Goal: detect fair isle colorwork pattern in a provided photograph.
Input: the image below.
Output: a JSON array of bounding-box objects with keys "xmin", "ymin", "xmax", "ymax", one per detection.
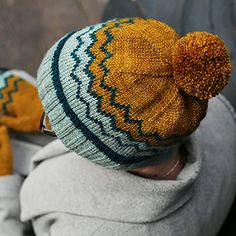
[
  {"xmin": 0, "ymin": 75, "xmax": 23, "ymax": 114},
  {"xmin": 38, "ymin": 18, "xmax": 210, "ymax": 169},
  {"xmin": 0, "ymin": 69, "xmax": 43, "ymax": 175},
  {"xmin": 0, "ymin": 69, "xmax": 43, "ymax": 132}
]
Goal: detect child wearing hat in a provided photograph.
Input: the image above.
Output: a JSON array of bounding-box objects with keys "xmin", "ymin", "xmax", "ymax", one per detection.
[{"xmin": 0, "ymin": 18, "xmax": 236, "ymax": 236}]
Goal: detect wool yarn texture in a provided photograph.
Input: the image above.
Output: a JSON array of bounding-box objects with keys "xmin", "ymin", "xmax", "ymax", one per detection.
[
  {"xmin": 0, "ymin": 69, "xmax": 43, "ymax": 175},
  {"xmin": 38, "ymin": 17, "xmax": 232, "ymax": 170}
]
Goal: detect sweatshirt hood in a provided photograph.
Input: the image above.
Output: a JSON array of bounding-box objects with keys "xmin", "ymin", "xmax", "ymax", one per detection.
[{"xmin": 21, "ymin": 134, "xmax": 202, "ymax": 223}]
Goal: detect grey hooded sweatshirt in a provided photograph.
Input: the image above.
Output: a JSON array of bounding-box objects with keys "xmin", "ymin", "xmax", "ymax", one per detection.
[{"xmin": 1, "ymin": 94, "xmax": 236, "ymax": 236}]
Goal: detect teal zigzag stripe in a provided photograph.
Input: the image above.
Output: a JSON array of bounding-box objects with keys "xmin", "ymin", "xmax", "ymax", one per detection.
[
  {"xmin": 99, "ymin": 20, "xmax": 181, "ymax": 143},
  {"xmin": 1, "ymin": 78, "xmax": 23, "ymax": 113},
  {"xmin": 51, "ymin": 30, "xmax": 164, "ymax": 165},
  {"xmin": 99, "ymin": 21, "xmax": 162, "ymax": 141},
  {"xmin": 82, "ymin": 19, "xmax": 156, "ymax": 147},
  {"xmin": 86, "ymin": 19, "xmax": 161, "ymax": 143},
  {"xmin": 0, "ymin": 74, "xmax": 14, "ymax": 99},
  {"xmin": 70, "ymin": 23, "xmax": 158, "ymax": 154}
]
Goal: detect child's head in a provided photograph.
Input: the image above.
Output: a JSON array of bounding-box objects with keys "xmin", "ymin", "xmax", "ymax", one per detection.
[{"xmin": 37, "ymin": 17, "xmax": 232, "ymax": 170}]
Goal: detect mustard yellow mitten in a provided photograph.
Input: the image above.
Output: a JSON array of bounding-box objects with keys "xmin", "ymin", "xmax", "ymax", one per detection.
[
  {"xmin": 0, "ymin": 69, "xmax": 44, "ymax": 175},
  {"xmin": 0, "ymin": 70, "xmax": 43, "ymax": 131},
  {"xmin": 0, "ymin": 125, "xmax": 12, "ymax": 176}
]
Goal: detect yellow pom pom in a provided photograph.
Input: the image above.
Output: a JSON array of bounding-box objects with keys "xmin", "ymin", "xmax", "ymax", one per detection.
[{"xmin": 172, "ymin": 32, "xmax": 232, "ymax": 100}]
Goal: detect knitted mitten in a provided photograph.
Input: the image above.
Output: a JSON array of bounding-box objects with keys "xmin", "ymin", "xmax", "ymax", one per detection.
[
  {"xmin": 0, "ymin": 126, "xmax": 12, "ymax": 175},
  {"xmin": 0, "ymin": 70, "xmax": 43, "ymax": 131},
  {"xmin": 0, "ymin": 69, "xmax": 43, "ymax": 175}
]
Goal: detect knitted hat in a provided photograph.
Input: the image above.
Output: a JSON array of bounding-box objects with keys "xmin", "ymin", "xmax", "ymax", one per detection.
[
  {"xmin": 37, "ymin": 18, "xmax": 232, "ymax": 170},
  {"xmin": 0, "ymin": 69, "xmax": 43, "ymax": 175}
]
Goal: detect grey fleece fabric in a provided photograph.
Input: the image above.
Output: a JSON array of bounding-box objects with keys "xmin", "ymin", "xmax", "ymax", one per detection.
[
  {"xmin": 9, "ymin": 133, "xmax": 55, "ymax": 176},
  {"xmin": 1, "ymin": 94, "xmax": 236, "ymax": 236}
]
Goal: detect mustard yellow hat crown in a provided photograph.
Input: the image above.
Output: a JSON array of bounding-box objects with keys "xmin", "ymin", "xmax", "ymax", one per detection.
[{"xmin": 38, "ymin": 18, "xmax": 232, "ymax": 169}]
